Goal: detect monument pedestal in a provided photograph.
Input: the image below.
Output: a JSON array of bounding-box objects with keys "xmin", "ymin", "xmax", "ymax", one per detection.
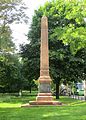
[
  {"xmin": 22, "ymin": 93, "xmax": 62, "ymax": 107},
  {"xmin": 36, "ymin": 93, "xmax": 53, "ymax": 101},
  {"xmin": 26, "ymin": 77, "xmax": 62, "ymax": 106},
  {"xmin": 22, "ymin": 80, "xmax": 62, "ymax": 107},
  {"xmin": 29, "ymin": 93, "xmax": 62, "ymax": 106}
]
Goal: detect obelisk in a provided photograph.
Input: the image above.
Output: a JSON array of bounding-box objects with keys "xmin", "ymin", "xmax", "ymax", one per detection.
[
  {"xmin": 21, "ymin": 16, "xmax": 62, "ymax": 107},
  {"xmin": 28, "ymin": 16, "xmax": 62, "ymax": 106},
  {"xmin": 39, "ymin": 16, "xmax": 51, "ymax": 92},
  {"xmin": 36, "ymin": 16, "xmax": 53, "ymax": 102}
]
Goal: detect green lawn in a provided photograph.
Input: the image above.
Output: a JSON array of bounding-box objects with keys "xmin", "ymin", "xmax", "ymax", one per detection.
[{"xmin": 0, "ymin": 92, "xmax": 86, "ymax": 120}]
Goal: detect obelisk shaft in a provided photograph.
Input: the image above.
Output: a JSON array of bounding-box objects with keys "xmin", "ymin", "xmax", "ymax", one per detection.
[
  {"xmin": 40, "ymin": 16, "xmax": 49, "ymax": 77},
  {"xmin": 38, "ymin": 16, "xmax": 51, "ymax": 93}
]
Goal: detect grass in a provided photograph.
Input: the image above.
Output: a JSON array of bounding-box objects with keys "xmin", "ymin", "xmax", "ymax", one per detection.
[{"xmin": 0, "ymin": 92, "xmax": 86, "ymax": 120}]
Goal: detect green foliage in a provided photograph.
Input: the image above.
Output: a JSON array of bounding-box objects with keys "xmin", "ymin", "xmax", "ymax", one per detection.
[
  {"xmin": 0, "ymin": 0, "xmax": 29, "ymax": 52},
  {"xmin": 37, "ymin": 0, "xmax": 86, "ymax": 54},
  {"xmin": 20, "ymin": 44, "xmax": 39, "ymax": 92},
  {"xmin": 0, "ymin": 0, "xmax": 29, "ymax": 93},
  {"xmin": 20, "ymin": 0, "xmax": 86, "ymax": 98},
  {"xmin": 0, "ymin": 25, "xmax": 15, "ymax": 52},
  {"xmin": 0, "ymin": 0, "xmax": 28, "ymax": 25},
  {"xmin": 0, "ymin": 53, "xmax": 23, "ymax": 93},
  {"xmin": 44, "ymin": 0, "xmax": 86, "ymax": 54}
]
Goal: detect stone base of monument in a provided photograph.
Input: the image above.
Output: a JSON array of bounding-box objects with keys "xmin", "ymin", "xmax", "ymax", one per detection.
[
  {"xmin": 29, "ymin": 101, "xmax": 62, "ymax": 106},
  {"xmin": 21, "ymin": 93, "xmax": 62, "ymax": 107}
]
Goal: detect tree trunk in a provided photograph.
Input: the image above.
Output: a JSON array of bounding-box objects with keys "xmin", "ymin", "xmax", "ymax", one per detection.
[
  {"xmin": 56, "ymin": 81, "xmax": 60, "ymax": 99},
  {"xmin": 66, "ymin": 83, "xmax": 69, "ymax": 96},
  {"xmin": 84, "ymin": 80, "xmax": 86, "ymax": 100},
  {"xmin": 29, "ymin": 86, "xmax": 32, "ymax": 93}
]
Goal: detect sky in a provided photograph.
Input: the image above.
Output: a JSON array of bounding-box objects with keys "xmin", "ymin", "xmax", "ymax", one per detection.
[{"xmin": 10, "ymin": 0, "xmax": 50, "ymax": 51}]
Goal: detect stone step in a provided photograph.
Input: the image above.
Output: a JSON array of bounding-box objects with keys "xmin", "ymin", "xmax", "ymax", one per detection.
[
  {"xmin": 36, "ymin": 96, "xmax": 53, "ymax": 101},
  {"xmin": 38, "ymin": 93, "xmax": 52, "ymax": 96},
  {"xmin": 29, "ymin": 101, "xmax": 62, "ymax": 106}
]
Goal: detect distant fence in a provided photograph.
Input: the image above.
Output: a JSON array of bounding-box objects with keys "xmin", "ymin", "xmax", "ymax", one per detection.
[{"xmin": 70, "ymin": 95, "xmax": 86, "ymax": 101}]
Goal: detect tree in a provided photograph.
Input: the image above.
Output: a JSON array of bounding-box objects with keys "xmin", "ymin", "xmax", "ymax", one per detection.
[
  {"xmin": 0, "ymin": 25, "xmax": 15, "ymax": 52},
  {"xmin": 49, "ymin": 0, "xmax": 86, "ymax": 54},
  {"xmin": 20, "ymin": 0, "xmax": 86, "ymax": 99},
  {"xmin": 0, "ymin": 53, "xmax": 23, "ymax": 93},
  {"xmin": 20, "ymin": 43, "xmax": 39, "ymax": 93},
  {"xmin": 0, "ymin": 0, "xmax": 28, "ymax": 52},
  {"xmin": 0, "ymin": 0, "xmax": 29, "ymax": 93},
  {"xmin": 0, "ymin": 0, "xmax": 28, "ymax": 25},
  {"xmin": 75, "ymin": 48, "xmax": 86, "ymax": 99}
]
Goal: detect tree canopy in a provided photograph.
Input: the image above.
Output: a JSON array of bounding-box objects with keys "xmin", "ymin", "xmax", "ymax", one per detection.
[
  {"xmin": 0, "ymin": 0, "xmax": 28, "ymax": 25},
  {"xmin": 20, "ymin": 0, "xmax": 86, "ymax": 98},
  {"xmin": 0, "ymin": 0, "xmax": 28, "ymax": 52},
  {"xmin": 0, "ymin": 0, "xmax": 29, "ymax": 93}
]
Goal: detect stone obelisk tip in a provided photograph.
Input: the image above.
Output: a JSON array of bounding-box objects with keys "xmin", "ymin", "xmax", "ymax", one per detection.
[
  {"xmin": 41, "ymin": 16, "xmax": 48, "ymax": 29},
  {"xmin": 42, "ymin": 16, "xmax": 47, "ymax": 19}
]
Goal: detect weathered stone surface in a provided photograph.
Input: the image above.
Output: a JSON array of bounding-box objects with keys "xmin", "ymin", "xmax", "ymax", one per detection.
[
  {"xmin": 38, "ymin": 93, "xmax": 52, "ymax": 96},
  {"xmin": 36, "ymin": 96, "xmax": 53, "ymax": 101},
  {"xmin": 39, "ymin": 76, "xmax": 51, "ymax": 83},
  {"xmin": 22, "ymin": 101, "xmax": 62, "ymax": 107},
  {"xmin": 39, "ymin": 16, "xmax": 52, "ymax": 92},
  {"xmin": 36, "ymin": 16, "xmax": 53, "ymax": 103},
  {"xmin": 40, "ymin": 16, "xmax": 49, "ymax": 77},
  {"xmin": 38, "ymin": 83, "xmax": 51, "ymax": 93},
  {"xmin": 29, "ymin": 101, "xmax": 62, "ymax": 105}
]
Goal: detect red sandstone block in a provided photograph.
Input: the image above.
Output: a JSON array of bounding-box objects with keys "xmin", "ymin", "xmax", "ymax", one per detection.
[
  {"xmin": 38, "ymin": 93, "xmax": 52, "ymax": 96},
  {"xmin": 36, "ymin": 96, "xmax": 53, "ymax": 101},
  {"xmin": 29, "ymin": 101, "xmax": 62, "ymax": 105}
]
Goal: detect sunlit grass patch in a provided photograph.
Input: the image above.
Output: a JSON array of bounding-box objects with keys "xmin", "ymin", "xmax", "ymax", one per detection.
[{"xmin": 0, "ymin": 103, "xmax": 21, "ymax": 108}]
